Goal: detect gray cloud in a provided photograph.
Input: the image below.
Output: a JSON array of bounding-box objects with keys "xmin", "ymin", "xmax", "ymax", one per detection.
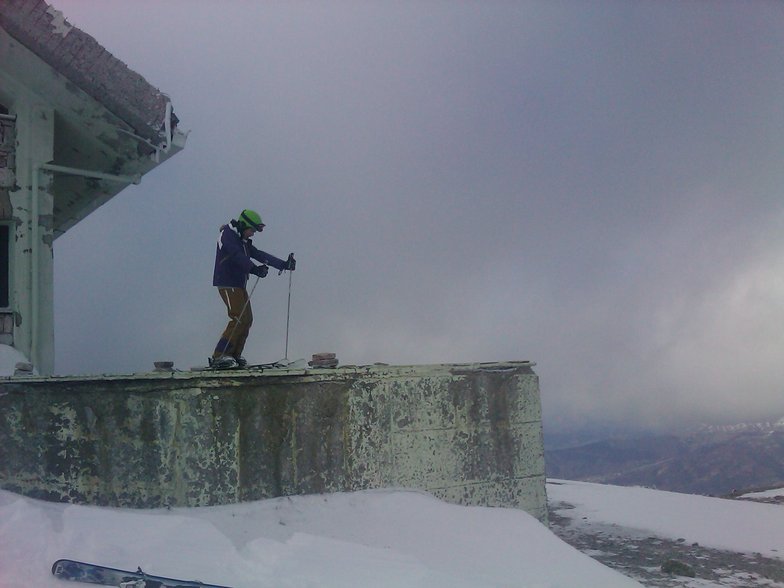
[{"xmin": 51, "ymin": 0, "xmax": 784, "ymax": 432}]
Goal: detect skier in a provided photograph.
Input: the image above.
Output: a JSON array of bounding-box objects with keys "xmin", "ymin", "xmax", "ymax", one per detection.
[{"xmin": 210, "ymin": 209, "xmax": 295, "ymax": 368}]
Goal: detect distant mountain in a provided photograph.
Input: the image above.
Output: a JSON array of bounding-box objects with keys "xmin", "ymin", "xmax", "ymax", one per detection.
[
  {"xmin": 546, "ymin": 419, "xmax": 784, "ymax": 496},
  {"xmin": 693, "ymin": 418, "xmax": 784, "ymax": 435}
]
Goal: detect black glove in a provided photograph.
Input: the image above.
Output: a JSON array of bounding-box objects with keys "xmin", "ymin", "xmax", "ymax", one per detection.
[
  {"xmin": 250, "ymin": 264, "xmax": 268, "ymax": 278},
  {"xmin": 285, "ymin": 253, "xmax": 296, "ymax": 271}
]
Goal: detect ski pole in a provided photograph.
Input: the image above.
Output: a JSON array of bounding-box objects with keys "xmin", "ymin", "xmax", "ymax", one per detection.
[
  {"xmin": 280, "ymin": 252, "xmax": 294, "ymax": 360},
  {"xmin": 284, "ymin": 264, "xmax": 293, "ymax": 360}
]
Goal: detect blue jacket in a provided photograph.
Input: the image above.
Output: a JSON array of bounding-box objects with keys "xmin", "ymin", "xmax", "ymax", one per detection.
[{"xmin": 213, "ymin": 225, "xmax": 286, "ymax": 288}]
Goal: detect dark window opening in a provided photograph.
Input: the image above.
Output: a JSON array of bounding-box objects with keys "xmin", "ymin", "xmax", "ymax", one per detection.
[{"xmin": 0, "ymin": 225, "xmax": 9, "ymax": 308}]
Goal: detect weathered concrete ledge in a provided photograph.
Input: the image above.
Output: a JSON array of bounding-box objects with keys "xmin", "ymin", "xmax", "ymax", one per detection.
[{"xmin": 0, "ymin": 361, "xmax": 546, "ymax": 522}]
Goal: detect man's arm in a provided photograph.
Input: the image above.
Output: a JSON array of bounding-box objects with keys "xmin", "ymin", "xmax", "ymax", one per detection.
[{"xmin": 248, "ymin": 245, "xmax": 288, "ymax": 272}]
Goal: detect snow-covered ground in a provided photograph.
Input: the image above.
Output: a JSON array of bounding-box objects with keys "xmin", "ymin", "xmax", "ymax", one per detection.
[
  {"xmin": 0, "ymin": 344, "xmax": 35, "ymax": 376},
  {"xmin": 740, "ymin": 487, "xmax": 784, "ymax": 500},
  {"xmin": 549, "ymin": 479, "xmax": 784, "ymax": 588},
  {"xmin": 0, "ymin": 487, "xmax": 641, "ymax": 588},
  {"xmin": 547, "ymin": 479, "xmax": 784, "ymax": 559},
  {"xmin": 3, "ymin": 482, "xmax": 782, "ymax": 588}
]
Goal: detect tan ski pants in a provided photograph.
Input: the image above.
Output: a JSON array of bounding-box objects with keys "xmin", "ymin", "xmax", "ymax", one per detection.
[{"xmin": 213, "ymin": 287, "xmax": 253, "ymax": 359}]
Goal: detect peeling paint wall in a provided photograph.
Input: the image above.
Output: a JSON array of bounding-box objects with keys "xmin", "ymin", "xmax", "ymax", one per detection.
[
  {"xmin": 0, "ymin": 113, "xmax": 15, "ymax": 343},
  {"xmin": 0, "ymin": 362, "xmax": 547, "ymax": 522},
  {"xmin": 0, "ymin": 73, "xmax": 56, "ymax": 371}
]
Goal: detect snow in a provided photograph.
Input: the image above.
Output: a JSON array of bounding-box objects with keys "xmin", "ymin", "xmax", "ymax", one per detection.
[
  {"xmin": 548, "ymin": 479, "xmax": 784, "ymax": 558},
  {"xmin": 741, "ymin": 487, "xmax": 784, "ymax": 499},
  {"xmin": 4, "ymin": 481, "xmax": 782, "ymax": 587},
  {"xmin": 0, "ymin": 344, "xmax": 35, "ymax": 376},
  {"xmin": 0, "ymin": 488, "xmax": 643, "ymax": 588}
]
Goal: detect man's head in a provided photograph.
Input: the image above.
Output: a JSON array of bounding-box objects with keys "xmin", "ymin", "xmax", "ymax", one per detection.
[{"xmin": 238, "ymin": 209, "xmax": 265, "ymax": 236}]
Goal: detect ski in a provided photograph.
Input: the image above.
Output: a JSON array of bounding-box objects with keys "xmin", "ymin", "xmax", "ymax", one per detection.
[
  {"xmin": 199, "ymin": 358, "xmax": 306, "ymax": 372},
  {"xmin": 52, "ymin": 559, "xmax": 232, "ymax": 588},
  {"xmin": 243, "ymin": 361, "xmax": 290, "ymax": 370},
  {"xmin": 201, "ymin": 360, "xmax": 286, "ymax": 372}
]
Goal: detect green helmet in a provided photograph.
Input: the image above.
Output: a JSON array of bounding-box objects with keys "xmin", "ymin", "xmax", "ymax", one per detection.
[{"xmin": 238, "ymin": 209, "xmax": 264, "ymax": 231}]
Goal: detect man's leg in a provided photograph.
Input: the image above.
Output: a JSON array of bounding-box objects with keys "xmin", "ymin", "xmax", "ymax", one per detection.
[
  {"xmin": 233, "ymin": 297, "xmax": 253, "ymax": 358},
  {"xmin": 213, "ymin": 287, "xmax": 252, "ymax": 359}
]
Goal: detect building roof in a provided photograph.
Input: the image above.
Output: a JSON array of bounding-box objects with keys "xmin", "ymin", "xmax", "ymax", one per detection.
[
  {"xmin": 0, "ymin": 0, "xmax": 176, "ymax": 148},
  {"xmin": 0, "ymin": 0, "xmax": 187, "ymax": 236}
]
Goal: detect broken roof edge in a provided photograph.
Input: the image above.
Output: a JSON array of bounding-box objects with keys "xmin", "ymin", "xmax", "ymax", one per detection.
[
  {"xmin": 0, "ymin": 361, "xmax": 538, "ymax": 384},
  {"xmin": 0, "ymin": 0, "xmax": 179, "ymax": 148}
]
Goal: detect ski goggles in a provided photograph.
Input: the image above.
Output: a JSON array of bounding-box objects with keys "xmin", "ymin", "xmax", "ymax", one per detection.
[{"xmin": 241, "ymin": 212, "xmax": 265, "ymax": 231}]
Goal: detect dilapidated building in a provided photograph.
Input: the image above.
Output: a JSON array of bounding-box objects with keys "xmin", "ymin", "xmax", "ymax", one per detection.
[{"xmin": 0, "ymin": 0, "xmax": 186, "ymax": 373}]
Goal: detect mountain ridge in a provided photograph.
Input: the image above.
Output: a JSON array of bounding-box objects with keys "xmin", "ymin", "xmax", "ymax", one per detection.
[{"xmin": 546, "ymin": 418, "xmax": 784, "ymax": 496}]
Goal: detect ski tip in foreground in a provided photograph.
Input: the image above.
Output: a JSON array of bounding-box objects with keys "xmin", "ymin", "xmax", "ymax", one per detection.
[{"xmin": 52, "ymin": 558, "xmax": 233, "ymax": 588}]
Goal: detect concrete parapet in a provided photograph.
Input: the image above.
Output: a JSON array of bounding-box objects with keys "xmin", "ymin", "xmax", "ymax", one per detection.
[{"xmin": 0, "ymin": 361, "xmax": 546, "ymax": 522}]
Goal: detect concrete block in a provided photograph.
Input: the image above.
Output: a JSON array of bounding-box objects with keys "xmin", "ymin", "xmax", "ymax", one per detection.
[{"xmin": 0, "ymin": 361, "xmax": 547, "ymax": 522}]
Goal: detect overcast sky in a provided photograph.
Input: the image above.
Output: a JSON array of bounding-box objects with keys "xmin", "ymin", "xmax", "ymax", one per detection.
[{"xmin": 50, "ymin": 0, "xmax": 784, "ymax": 434}]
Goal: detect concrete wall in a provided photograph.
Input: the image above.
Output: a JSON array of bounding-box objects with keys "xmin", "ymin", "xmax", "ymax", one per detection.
[{"xmin": 0, "ymin": 361, "xmax": 547, "ymax": 522}]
